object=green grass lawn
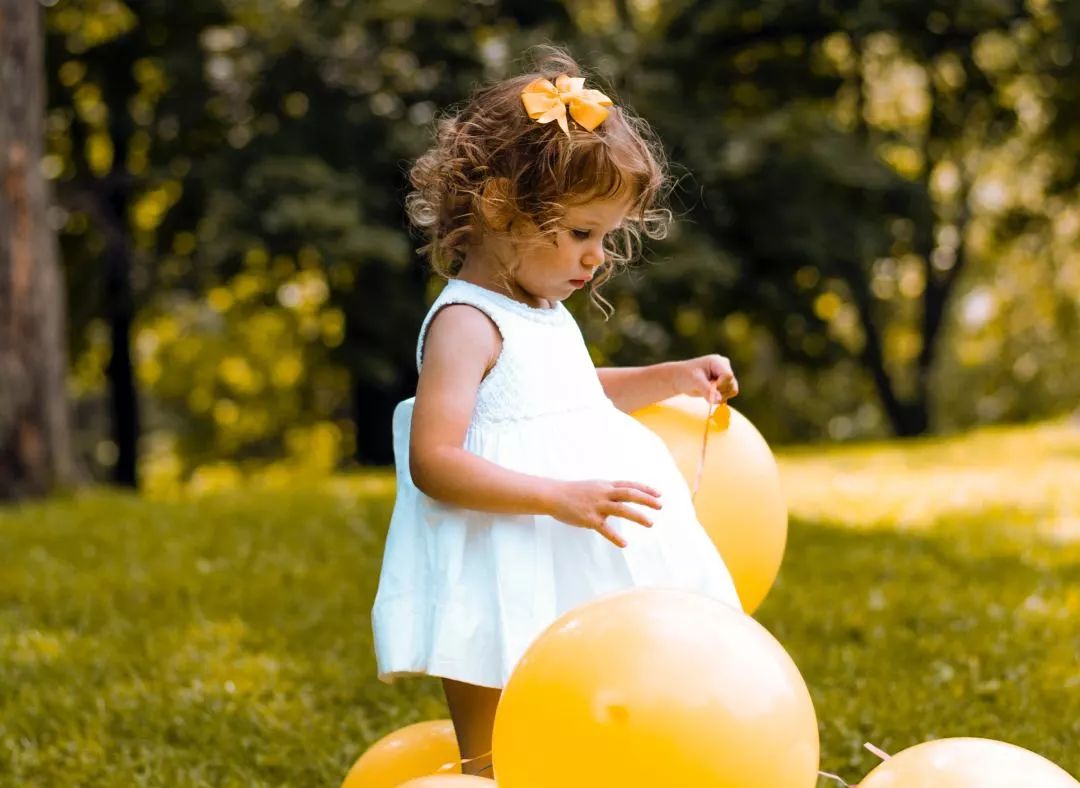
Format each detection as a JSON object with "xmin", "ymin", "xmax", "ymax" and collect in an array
[{"xmin": 2, "ymin": 419, "xmax": 1078, "ymax": 786}]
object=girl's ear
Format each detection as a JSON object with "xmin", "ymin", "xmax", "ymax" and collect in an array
[{"xmin": 479, "ymin": 177, "xmax": 515, "ymax": 231}]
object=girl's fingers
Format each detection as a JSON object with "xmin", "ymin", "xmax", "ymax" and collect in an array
[
  {"xmin": 612, "ymin": 480, "xmax": 662, "ymax": 499},
  {"xmin": 709, "ymin": 376, "xmax": 737, "ymax": 402},
  {"xmin": 604, "ymin": 503, "xmax": 654, "ymax": 528},
  {"xmin": 706, "ymin": 356, "xmax": 733, "ymax": 380},
  {"xmin": 596, "ymin": 521, "xmax": 628, "ymax": 548},
  {"xmin": 613, "ymin": 487, "xmax": 662, "ymax": 510}
]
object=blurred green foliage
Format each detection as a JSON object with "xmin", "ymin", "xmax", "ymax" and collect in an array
[
  {"xmin": 42, "ymin": 0, "xmax": 1080, "ymax": 483},
  {"xmin": 1, "ymin": 419, "xmax": 1077, "ymax": 784}
]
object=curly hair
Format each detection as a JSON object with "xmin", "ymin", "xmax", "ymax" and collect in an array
[{"xmin": 405, "ymin": 45, "xmax": 672, "ymax": 316}]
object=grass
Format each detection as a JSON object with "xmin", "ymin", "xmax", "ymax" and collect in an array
[{"xmin": 1, "ymin": 419, "xmax": 1078, "ymax": 785}]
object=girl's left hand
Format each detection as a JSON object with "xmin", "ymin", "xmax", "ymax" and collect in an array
[{"xmin": 671, "ymin": 354, "xmax": 739, "ymax": 404}]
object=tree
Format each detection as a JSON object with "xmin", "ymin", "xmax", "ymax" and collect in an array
[
  {"xmin": 188, "ymin": 0, "xmax": 578, "ymax": 463},
  {"xmin": 0, "ymin": 0, "xmax": 74, "ymax": 499},
  {"xmin": 602, "ymin": 0, "xmax": 1038, "ymax": 438},
  {"xmin": 44, "ymin": 0, "xmax": 226, "ymax": 486}
]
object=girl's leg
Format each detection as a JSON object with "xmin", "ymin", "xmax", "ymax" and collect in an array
[{"xmin": 441, "ymin": 678, "xmax": 501, "ymax": 779}]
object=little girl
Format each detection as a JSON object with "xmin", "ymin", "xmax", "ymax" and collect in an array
[{"xmin": 372, "ymin": 47, "xmax": 742, "ymax": 778}]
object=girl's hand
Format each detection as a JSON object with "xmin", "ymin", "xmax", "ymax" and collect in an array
[
  {"xmin": 545, "ymin": 479, "xmax": 662, "ymax": 548},
  {"xmin": 670, "ymin": 354, "xmax": 739, "ymax": 404}
]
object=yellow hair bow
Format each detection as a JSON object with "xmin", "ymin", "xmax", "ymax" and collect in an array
[{"xmin": 520, "ymin": 74, "xmax": 614, "ymax": 137}]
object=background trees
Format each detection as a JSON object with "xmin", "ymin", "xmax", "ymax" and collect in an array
[{"xmin": 5, "ymin": 0, "xmax": 1076, "ymax": 496}]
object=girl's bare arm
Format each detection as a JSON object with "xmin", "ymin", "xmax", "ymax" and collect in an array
[
  {"xmin": 409, "ymin": 305, "xmax": 660, "ymax": 545},
  {"xmin": 596, "ymin": 363, "xmax": 678, "ymax": 413},
  {"xmin": 410, "ymin": 305, "xmax": 558, "ymax": 514},
  {"xmin": 597, "ymin": 355, "xmax": 738, "ymax": 413}
]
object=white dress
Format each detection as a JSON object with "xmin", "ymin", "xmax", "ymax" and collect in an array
[{"xmin": 372, "ymin": 278, "xmax": 740, "ymax": 689}]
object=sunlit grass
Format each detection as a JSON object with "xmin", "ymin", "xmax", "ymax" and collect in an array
[
  {"xmin": 1, "ymin": 419, "xmax": 1077, "ymax": 785},
  {"xmin": 767, "ymin": 416, "xmax": 1080, "ymax": 781},
  {"xmin": 778, "ymin": 416, "xmax": 1080, "ymax": 538}
]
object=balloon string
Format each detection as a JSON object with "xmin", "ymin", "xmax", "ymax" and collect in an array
[
  {"xmin": 436, "ymin": 740, "xmax": 888, "ymax": 783},
  {"xmin": 436, "ymin": 749, "xmax": 493, "ymax": 774},
  {"xmin": 443, "ymin": 756, "xmax": 872, "ymax": 785},
  {"xmin": 816, "ymin": 742, "xmax": 891, "ymax": 786},
  {"xmin": 864, "ymin": 741, "xmax": 892, "ymax": 761},
  {"xmin": 691, "ymin": 380, "xmax": 718, "ymax": 501},
  {"xmin": 817, "ymin": 771, "xmax": 852, "ymax": 787}
]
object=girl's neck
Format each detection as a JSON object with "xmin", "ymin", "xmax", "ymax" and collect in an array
[{"xmin": 458, "ymin": 247, "xmax": 551, "ymax": 309}]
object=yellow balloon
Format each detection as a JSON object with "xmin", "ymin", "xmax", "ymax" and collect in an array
[
  {"xmin": 397, "ymin": 777, "xmax": 495, "ymax": 787},
  {"xmin": 342, "ymin": 719, "xmax": 461, "ymax": 788},
  {"xmin": 492, "ymin": 587, "xmax": 819, "ymax": 788},
  {"xmin": 633, "ymin": 395, "xmax": 787, "ymax": 613},
  {"xmin": 858, "ymin": 738, "xmax": 1079, "ymax": 787}
]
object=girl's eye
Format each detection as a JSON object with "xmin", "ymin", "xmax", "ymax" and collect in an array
[{"xmin": 571, "ymin": 229, "xmax": 591, "ymax": 240}]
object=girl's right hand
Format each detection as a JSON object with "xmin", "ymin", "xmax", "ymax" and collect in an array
[{"xmin": 545, "ymin": 480, "xmax": 662, "ymax": 548}]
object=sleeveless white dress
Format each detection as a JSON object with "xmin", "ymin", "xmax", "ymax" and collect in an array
[{"xmin": 372, "ymin": 278, "xmax": 741, "ymax": 688}]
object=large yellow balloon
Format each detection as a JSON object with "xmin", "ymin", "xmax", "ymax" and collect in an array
[
  {"xmin": 398, "ymin": 776, "xmax": 495, "ymax": 787},
  {"xmin": 858, "ymin": 738, "xmax": 1079, "ymax": 787},
  {"xmin": 341, "ymin": 719, "xmax": 461, "ymax": 788},
  {"xmin": 633, "ymin": 395, "xmax": 787, "ymax": 613},
  {"xmin": 492, "ymin": 587, "xmax": 819, "ymax": 788}
]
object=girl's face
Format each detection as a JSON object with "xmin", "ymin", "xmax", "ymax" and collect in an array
[{"xmin": 509, "ymin": 193, "xmax": 633, "ymax": 308}]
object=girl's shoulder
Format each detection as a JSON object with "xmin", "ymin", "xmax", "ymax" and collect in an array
[
  {"xmin": 417, "ymin": 301, "xmax": 502, "ymax": 376},
  {"xmin": 415, "ymin": 279, "xmax": 569, "ymax": 373},
  {"xmin": 416, "ymin": 281, "xmax": 508, "ymax": 376}
]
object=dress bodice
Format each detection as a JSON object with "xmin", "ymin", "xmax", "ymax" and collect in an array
[{"xmin": 415, "ymin": 279, "xmax": 610, "ymax": 427}]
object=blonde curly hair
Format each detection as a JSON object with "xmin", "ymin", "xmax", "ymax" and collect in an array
[{"xmin": 405, "ymin": 45, "xmax": 672, "ymax": 316}]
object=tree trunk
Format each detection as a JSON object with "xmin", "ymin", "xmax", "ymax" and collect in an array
[
  {"xmin": 96, "ymin": 28, "xmax": 142, "ymax": 487},
  {"xmin": 0, "ymin": 0, "xmax": 74, "ymax": 499},
  {"xmin": 849, "ymin": 33, "xmax": 930, "ymax": 437},
  {"xmin": 352, "ymin": 378, "xmax": 399, "ymax": 465},
  {"xmin": 912, "ymin": 58, "xmax": 973, "ymax": 439},
  {"xmin": 351, "ymin": 259, "xmax": 424, "ymax": 466},
  {"xmin": 102, "ymin": 179, "xmax": 139, "ymax": 487}
]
